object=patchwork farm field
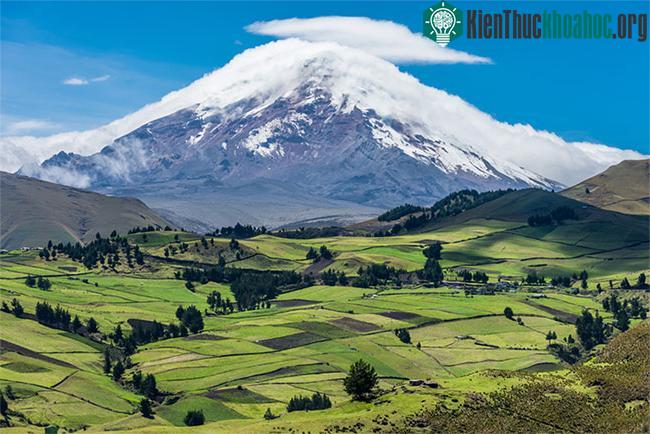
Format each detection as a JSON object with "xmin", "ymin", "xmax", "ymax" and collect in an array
[{"xmin": 0, "ymin": 209, "xmax": 648, "ymax": 433}]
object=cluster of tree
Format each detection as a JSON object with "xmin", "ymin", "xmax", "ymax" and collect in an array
[
  {"xmin": 385, "ymin": 190, "xmax": 514, "ymax": 235},
  {"xmin": 25, "ymin": 275, "xmax": 51, "ymax": 290},
  {"xmin": 275, "ymin": 226, "xmax": 350, "ymax": 239},
  {"xmin": 620, "ymin": 273, "xmax": 647, "ymax": 290},
  {"xmin": 548, "ymin": 335, "xmax": 582, "ymax": 364},
  {"xmin": 38, "ymin": 247, "xmax": 57, "ymax": 261},
  {"xmin": 175, "ymin": 305, "xmax": 204, "ymax": 333},
  {"xmin": 164, "ymin": 242, "xmax": 190, "ymax": 258},
  {"xmin": 207, "ymin": 291, "xmax": 235, "ymax": 315},
  {"xmin": 184, "ymin": 410, "xmax": 205, "ymax": 426},
  {"xmin": 377, "ymin": 204, "xmax": 424, "ymax": 222},
  {"xmin": 1, "ymin": 299, "xmax": 23, "ymax": 317},
  {"xmin": 131, "ymin": 371, "xmax": 159, "ymax": 400},
  {"xmin": 544, "ymin": 330, "xmax": 558, "ymax": 344},
  {"xmin": 45, "ymin": 234, "xmax": 145, "ymax": 269},
  {"xmin": 575, "ymin": 310, "xmax": 607, "ymax": 350},
  {"xmin": 176, "ymin": 266, "xmax": 305, "ymax": 311},
  {"xmin": 35, "ymin": 301, "xmax": 70, "ymax": 329},
  {"xmin": 527, "ymin": 205, "xmax": 579, "ymax": 227},
  {"xmin": 321, "ymin": 269, "xmax": 349, "ymax": 286},
  {"xmin": 352, "ymin": 264, "xmax": 404, "ymax": 288},
  {"xmin": 287, "ymin": 392, "xmax": 332, "ymax": 412},
  {"xmin": 127, "ymin": 225, "xmax": 170, "ymax": 234},
  {"xmin": 207, "ymin": 223, "xmax": 267, "ymax": 239},
  {"xmin": 306, "ymin": 245, "xmax": 334, "ymax": 262},
  {"xmin": 524, "ymin": 272, "xmax": 546, "ymax": 285},
  {"xmin": 344, "ymin": 359, "xmax": 378, "ymax": 401},
  {"xmin": 503, "ymin": 307, "xmax": 526, "ymax": 325},
  {"xmin": 550, "ymin": 275, "xmax": 573, "ymax": 288},
  {"xmin": 602, "ymin": 294, "xmax": 647, "ymax": 331},
  {"xmin": 128, "ymin": 320, "xmax": 190, "ymax": 346},
  {"xmin": 457, "ymin": 270, "xmax": 489, "ymax": 284},
  {"xmin": 394, "ymin": 328, "xmax": 411, "ymax": 344}
]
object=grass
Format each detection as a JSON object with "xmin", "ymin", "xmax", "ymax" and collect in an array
[
  {"xmin": 0, "ymin": 210, "xmax": 647, "ymax": 433},
  {"xmin": 156, "ymin": 396, "xmax": 245, "ymax": 426}
]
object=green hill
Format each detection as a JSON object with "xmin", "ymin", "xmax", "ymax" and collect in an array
[{"xmin": 0, "ymin": 172, "xmax": 171, "ymax": 249}]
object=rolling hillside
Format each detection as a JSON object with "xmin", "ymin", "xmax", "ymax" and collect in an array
[
  {"xmin": 0, "ymin": 172, "xmax": 171, "ymax": 249},
  {"xmin": 561, "ymin": 159, "xmax": 650, "ymax": 215}
]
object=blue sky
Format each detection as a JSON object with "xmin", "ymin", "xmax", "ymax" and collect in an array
[{"xmin": 1, "ymin": 1, "xmax": 648, "ymax": 154}]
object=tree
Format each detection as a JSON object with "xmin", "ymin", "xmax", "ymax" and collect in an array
[
  {"xmin": 575, "ymin": 310, "xmax": 606, "ymax": 350},
  {"xmin": 306, "ymin": 247, "xmax": 318, "ymax": 261},
  {"xmin": 179, "ymin": 305, "xmax": 204, "ymax": 333},
  {"xmin": 184, "ymin": 410, "xmax": 205, "ymax": 426},
  {"xmin": 139, "ymin": 398, "xmax": 154, "ymax": 418},
  {"xmin": 112, "ymin": 360, "xmax": 124, "ymax": 381},
  {"xmin": 621, "ymin": 277, "xmax": 631, "ymax": 289},
  {"xmin": 422, "ymin": 243, "xmax": 442, "ymax": 260},
  {"xmin": 264, "ymin": 408, "xmax": 276, "ymax": 420},
  {"xmin": 113, "ymin": 324, "xmax": 124, "ymax": 344},
  {"xmin": 142, "ymin": 374, "xmax": 158, "ymax": 399},
  {"xmin": 25, "ymin": 275, "xmax": 36, "ymax": 287},
  {"xmin": 10, "ymin": 299, "xmax": 23, "ymax": 317},
  {"xmin": 419, "ymin": 259, "xmax": 443, "ymax": 286},
  {"xmin": 86, "ymin": 317, "xmax": 99, "ymax": 333},
  {"xmin": 503, "ymin": 306, "xmax": 514, "ymax": 320},
  {"xmin": 103, "ymin": 348, "xmax": 112, "ymax": 374},
  {"xmin": 72, "ymin": 315, "xmax": 82, "ymax": 332},
  {"xmin": 344, "ymin": 359, "xmax": 377, "ymax": 401},
  {"xmin": 615, "ymin": 309, "xmax": 630, "ymax": 331},
  {"xmin": 637, "ymin": 273, "xmax": 647, "ymax": 288},
  {"xmin": 0, "ymin": 392, "xmax": 8, "ymax": 422},
  {"xmin": 319, "ymin": 245, "xmax": 333, "ymax": 260},
  {"xmin": 3, "ymin": 385, "xmax": 15, "ymax": 401},
  {"xmin": 395, "ymin": 328, "xmax": 411, "ymax": 344},
  {"xmin": 545, "ymin": 331, "xmax": 557, "ymax": 345}
]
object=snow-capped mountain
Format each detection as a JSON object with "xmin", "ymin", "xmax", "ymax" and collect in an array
[{"xmin": 23, "ymin": 39, "xmax": 572, "ymax": 229}]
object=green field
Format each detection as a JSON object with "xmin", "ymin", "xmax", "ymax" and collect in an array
[{"xmin": 1, "ymin": 202, "xmax": 648, "ymax": 433}]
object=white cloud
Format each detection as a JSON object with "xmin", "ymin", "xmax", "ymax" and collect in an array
[
  {"xmin": 91, "ymin": 74, "xmax": 111, "ymax": 82},
  {"xmin": 63, "ymin": 77, "xmax": 89, "ymax": 85},
  {"xmin": 3, "ymin": 119, "xmax": 60, "ymax": 135},
  {"xmin": 246, "ymin": 16, "xmax": 490, "ymax": 64},
  {"xmin": 63, "ymin": 74, "xmax": 111, "ymax": 86}
]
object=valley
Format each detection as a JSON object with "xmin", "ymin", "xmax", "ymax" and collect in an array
[{"xmin": 0, "ymin": 187, "xmax": 648, "ymax": 433}]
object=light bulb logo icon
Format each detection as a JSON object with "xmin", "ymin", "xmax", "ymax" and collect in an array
[{"xmin": 423, "ymin": 1, "xmax": 462, "ymax": 47}]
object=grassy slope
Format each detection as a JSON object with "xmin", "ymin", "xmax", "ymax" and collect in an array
[
  {"xmin": 0, "ymin": 172, "xmax": 171, "ymax": 250},
  {"xmin": 561, "ymin": 159, "xmax": 650, "ymax": 215}
]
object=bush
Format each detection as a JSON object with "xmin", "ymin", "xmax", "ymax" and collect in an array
[
  {"xmin": 184, "ymin": 409, "xmax": 205, "ymax": 426},
  {"xmin": 395, "ymin": 328, "xmax": 411, "ymax": 344}
]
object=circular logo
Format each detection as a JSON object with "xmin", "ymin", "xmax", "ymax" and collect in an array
[{"xmin": 423, "ymin": 1, "xmax": 463, "ymax": 46}]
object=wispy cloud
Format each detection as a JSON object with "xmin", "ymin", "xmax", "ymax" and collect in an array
[
  {"xmin": 246, "ymin": 16, "xmax": 491, "ymax": 64},
  {"xmin": 3, "ymin": 119, "xmax": 60, "ymax": 135},
  {"xmin": 63, "ymin": 74, "xmax": 111, "ymax": 86}
]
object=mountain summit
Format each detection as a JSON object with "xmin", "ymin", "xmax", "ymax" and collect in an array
[{"xmin": 22, "ymin": 39, "xmax": 610, "ymax": 229}]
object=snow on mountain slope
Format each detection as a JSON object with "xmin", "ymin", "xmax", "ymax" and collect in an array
[{"xmin": 6, "ymin": 39, "xmax": 644, "ymax": 186}]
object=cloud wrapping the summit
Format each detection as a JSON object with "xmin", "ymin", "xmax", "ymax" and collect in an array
[{"xmin": 246, "ymin": 16, "xmax": 491, "ymax": 64}]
